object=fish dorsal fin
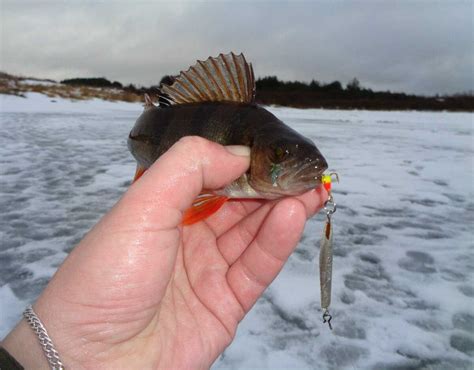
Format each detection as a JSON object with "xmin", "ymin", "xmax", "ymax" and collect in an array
[
  {"xmin": 159, "ymin": 52, "xmax": 255, "ymax": 105},
  {"xmin": 143, "ymin": 93, "xmax": 156, "ymax": 110}
]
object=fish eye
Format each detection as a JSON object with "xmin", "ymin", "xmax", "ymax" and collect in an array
[
  {"xmin": 275, "ymin": 147, "xmax": 284, "ymax": 159},
  {"xmin": 274, "ymin": 147, "xmax": 289, "ymax": 162}
]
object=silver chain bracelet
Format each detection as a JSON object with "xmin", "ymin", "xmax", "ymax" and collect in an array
[{"xmin": 23, "ymin": 305, "xmax": 65, "ymax": 370}]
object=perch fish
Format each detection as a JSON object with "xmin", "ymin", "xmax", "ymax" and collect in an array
[{"xmin": 128, "ymin": 52, "xmax": 328, "ymax": 224}]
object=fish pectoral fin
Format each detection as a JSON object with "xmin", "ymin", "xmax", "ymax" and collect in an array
[
  {"xmin": 183, "ymin": 194, "xmax": 229, "ymax": 225},
  {"xmin": 159, "ymin": 52, "xmax": 255, "ymax": 105},
  {"xmin": 133, "ymin": 165, "xmax": 146, "ymax": 183}
]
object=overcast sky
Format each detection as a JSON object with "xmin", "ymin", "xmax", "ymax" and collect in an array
[{"xmin": 1, "ymin": 1, "xmax": 473, "ymax": 95}]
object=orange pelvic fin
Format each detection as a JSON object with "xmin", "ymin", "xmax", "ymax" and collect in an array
[
  {"xmin": 133, "ymin": 165, "xmax": 146, "ymax": 183},
  {"xmin": 183, "ymin": 194, "xmax": 229, "ymax": 225}
]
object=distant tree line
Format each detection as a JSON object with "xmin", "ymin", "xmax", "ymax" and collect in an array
[
  {"xmin": 59, "ymin": 75, "xmax": 473, "ymax": 111},
  {"xmin": 257, "ymin": 75, "xmax": 344, "ymax": 93},
  {"xmin": 255, "ymin": 75, "xmax": 412, "ymax": 99},
  {"xmin": 254, "ymin": 76, "xmax": 473, "ymax": 111},
  {"xmin": 61, "ymin": 77, "xmax": 124, "ymax": 89}
]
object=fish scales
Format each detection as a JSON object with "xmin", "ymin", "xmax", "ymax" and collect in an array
[{"xmin": 129, "ymin": 102, "xmax": 282, "ymax": 168}]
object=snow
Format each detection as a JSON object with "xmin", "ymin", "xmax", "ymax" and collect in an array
[
  {"xmin": 0, "ymin": 91, "xmax": 141, "ymax": 113},
  {"xmin": 1, "ymin": 92, "xmax": 473, "ymax": 369},
  {"xmin": 19, "ymin": 79, "xmax": 58, "ymax": 87}
]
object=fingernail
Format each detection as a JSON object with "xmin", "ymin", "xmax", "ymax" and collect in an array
[{"xmin": 225, "ymin": 145, "xmax": 251, "ymax": 157}]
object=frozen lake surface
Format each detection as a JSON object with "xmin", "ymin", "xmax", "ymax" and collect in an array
[{"xmin": 1, "ymin": 93, "xmax": 473, "ymax": 369}]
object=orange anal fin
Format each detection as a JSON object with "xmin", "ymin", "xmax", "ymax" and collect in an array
[
  {"xmin": 133, "ymin": 165, "xmax": 146, "ymax": 183},
  {"xmin": 183, "ymin": 195, "xmax": 229, "ymax": 225}
]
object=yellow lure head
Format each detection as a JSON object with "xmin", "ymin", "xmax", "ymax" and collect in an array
[{"xmin": 322, "ymin": 173, "xmax": 339, "ymax": 192}]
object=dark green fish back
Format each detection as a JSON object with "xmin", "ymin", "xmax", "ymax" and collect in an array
[{"xmin": 128, "ymin": 102, "xmax": 281, "ymax": 168}]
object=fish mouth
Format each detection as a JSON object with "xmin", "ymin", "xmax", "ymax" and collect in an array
[
  {"xmin": 250, "ymin": 157, "xmax": 328, "ymax": 198},
  {"xmin": 278, "ymin": 159, "xmax": 327, "ymax": 192}
]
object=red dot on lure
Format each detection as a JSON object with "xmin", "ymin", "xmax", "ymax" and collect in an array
[{"xmin": 322, "ymin": 174, "xmax": 332, "ymax": 192}]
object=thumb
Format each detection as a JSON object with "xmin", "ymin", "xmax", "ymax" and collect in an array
[{"xmin": 123, "ymin": 136, "xmax": 251, "ymax": 227}]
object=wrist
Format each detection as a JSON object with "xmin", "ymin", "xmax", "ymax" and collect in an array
[{"xmin": 2, "ymin": 319, "xmax": 50, "ymax": 370}]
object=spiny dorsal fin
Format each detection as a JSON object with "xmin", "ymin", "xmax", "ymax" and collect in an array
[
  {"xmin": 159, "ymin": 52, "xmax": 255, "ymax": 106},
  {"xmin": 143, "ymin": 93, "xmax": 156, "ymax": 110}
]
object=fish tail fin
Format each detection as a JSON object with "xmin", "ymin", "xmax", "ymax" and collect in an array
[
  {"xmin": 183, "ymin": 194, "xmax": 228, "ymax": 225},
  {"xmin": 133, "ymin": 165, "xmax": 146, "ymax": 183}
]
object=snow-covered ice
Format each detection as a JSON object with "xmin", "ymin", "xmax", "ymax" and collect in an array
[{"xmin": 1, "ymin": 93, "xmax": 473, "ymax": 369}]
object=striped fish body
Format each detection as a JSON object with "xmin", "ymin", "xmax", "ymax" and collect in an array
[{"xmin": 129, "ymin": 102, "xmax": 288, "ymax": 168}]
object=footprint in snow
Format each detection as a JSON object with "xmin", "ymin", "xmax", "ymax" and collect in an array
[{"xmin": 398, "ymin": 251, "xmax": 436, "ymax": 274}]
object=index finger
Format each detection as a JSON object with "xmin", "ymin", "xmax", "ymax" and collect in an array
[{"xmin": 226, "ymin": 198, "xmax": 308, "ymax": 313}]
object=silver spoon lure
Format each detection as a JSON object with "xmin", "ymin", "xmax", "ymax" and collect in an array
[{"xmin": 319, "ymin": 173, "xmax": 338, "ymax": 330}]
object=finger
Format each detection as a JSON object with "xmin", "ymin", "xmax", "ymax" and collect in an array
[
  {"xmin": 294, "ymin": 185, "xmax": 328, "ymax": 218},
  {"xmin": 226, "ymin": 198, "xmax": 307, "ymax": 313},
  {"xmin": 204, "ymin": 198, "xmax": 266, "ymax": 237},
  {"xmin": 216, "ymin": 200, "xmax": 277, "ymax": 265},
  {"xmin": 201, "ymin": 178, "xmax": 326, "ymax": 239},
  {"xmin": 216, "ymin": 185, "xmax": 327, "ymax": 265}
]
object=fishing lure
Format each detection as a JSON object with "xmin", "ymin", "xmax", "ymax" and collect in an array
[{"xmin": 319, "ymin": 173, "xmax": 338, "ymax": 330}]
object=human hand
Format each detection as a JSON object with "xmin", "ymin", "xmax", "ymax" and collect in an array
[{"xmin": 2, "ymin": 137, "xmax": 327, "ymax": 369}]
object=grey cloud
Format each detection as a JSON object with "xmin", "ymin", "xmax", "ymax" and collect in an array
[{"xmin": 1, "ymin": 0, "xmax": 472, "ymax": 95}]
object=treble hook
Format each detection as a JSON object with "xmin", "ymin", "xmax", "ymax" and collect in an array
[
  {"xmin": 329, "ymin": 172, "xmax": 339, "ymax": 183},
  {"xmin": 323, "ymin": 309, "xmax": 333, "ymax": 330}
]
